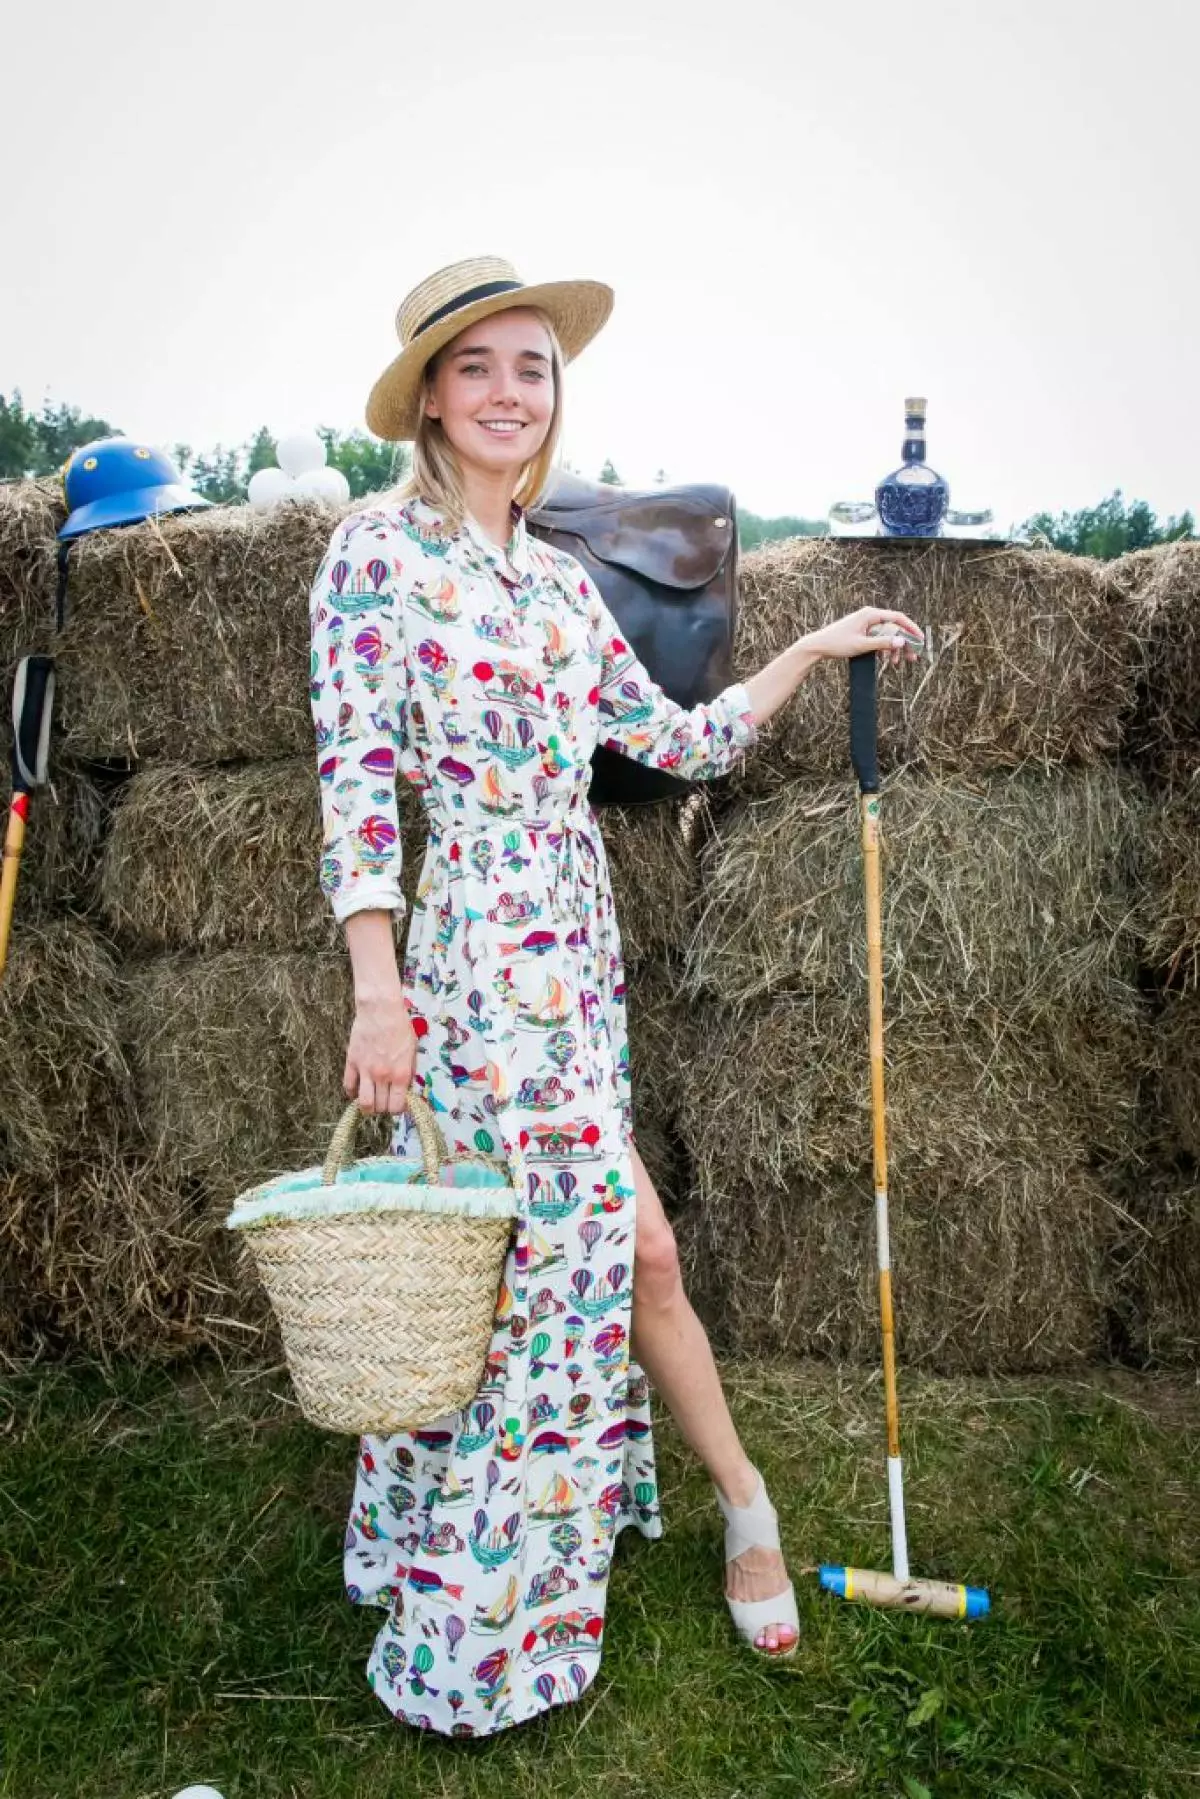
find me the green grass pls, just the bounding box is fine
[1,1356,1197,1799]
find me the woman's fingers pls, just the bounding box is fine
[386,1080,410,1115]
[356,1072,376,1112]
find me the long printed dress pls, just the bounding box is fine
[308,491,758,1736]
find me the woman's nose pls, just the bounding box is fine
[488,370,523,405]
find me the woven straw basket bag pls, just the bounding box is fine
[226,1092,518,1435]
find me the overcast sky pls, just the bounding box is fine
[3,0,1196,530]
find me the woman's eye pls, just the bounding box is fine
[521,369,547,380]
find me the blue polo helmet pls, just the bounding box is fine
[59,436,213,540]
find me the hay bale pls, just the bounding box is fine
[685,767,1148,1010]
[121,949,360,1200]
[0,1153,278,1364]
[1,759,117,919]
[99,759,428,952]
[98,759,699,959]
[0,478,64,664]
[1105,540,1200,776]
[624,955,697,1212]
[6,497,346,763]
[1156,992,1200,1162]
[598,796,702,963]
[0,921,131,1176]
[1113,1169,1200,1369]
[675,1160,1123,1373]
[732,537,1129,780]
[669,990,1146,1371]
[1144,760,1200,991]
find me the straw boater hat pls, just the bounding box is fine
[365,255,614,442]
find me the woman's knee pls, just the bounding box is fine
[631,1144,683,1311]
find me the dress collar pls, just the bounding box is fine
[461,499,532,581]
[402,491,533,584]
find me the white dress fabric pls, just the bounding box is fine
[308,491,757,1735]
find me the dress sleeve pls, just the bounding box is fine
[309,512,409,924]
[583,565,758,781]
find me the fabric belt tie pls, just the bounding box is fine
[427,806,597,930]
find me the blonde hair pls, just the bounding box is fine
[395,306,565,529]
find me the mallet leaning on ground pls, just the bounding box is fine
[817,620,991,1622]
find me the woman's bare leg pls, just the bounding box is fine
[627,1137,798,1654]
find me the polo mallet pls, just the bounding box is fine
[1,654,56,982]
[817,625,990,1622]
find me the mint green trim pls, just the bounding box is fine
[226,1155,518,1232]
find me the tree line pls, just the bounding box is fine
[1,392,1193,559]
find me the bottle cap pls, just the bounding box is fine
[904,397,927,417]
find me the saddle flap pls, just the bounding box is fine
[529,476,736,590]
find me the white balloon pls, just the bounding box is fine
[247,467,296,511]
[275,427,327,478]
[170,1787,225,1799]
[292,465,351,505]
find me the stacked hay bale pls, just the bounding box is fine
[0,482,706,1362]
[668,537,1156,1372]
[1105,545,1200,1365]
[1,475,1195,1371]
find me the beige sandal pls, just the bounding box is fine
[716,1469,800,1658]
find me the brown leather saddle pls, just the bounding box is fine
[527,470,741,805]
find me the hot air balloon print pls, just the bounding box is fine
[366,557,390,592]
[445,1613,466,1661]
[534,1671,557,1707]
[549,1521,583,1560]
[472,1647,509,1698]
[329,558,350,595]
[359,745,394,777]
[593,1322,626,1361]
[579,1218,602,1261]
[458,1400,496,1455]
[357,813,397,853]
[408,1641,437,1697]
[353,623,385,667]
[529,1330,555,1376]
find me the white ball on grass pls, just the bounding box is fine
[170,1787,226,1799]
[275,427,327,477]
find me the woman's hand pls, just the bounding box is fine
[803,607,925,668]
[344,989,418,1115]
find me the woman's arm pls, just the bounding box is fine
[309,512,417,1114]
[583,559,923,772]
[342,910,416,1115]
[742,606,923,732]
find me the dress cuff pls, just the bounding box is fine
[720,681,759,752]
[330,883,407,925]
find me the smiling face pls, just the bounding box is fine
[422,307,556,477]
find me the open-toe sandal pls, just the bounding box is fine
[715,1469,800,1659]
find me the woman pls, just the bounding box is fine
[309,256,921,1737]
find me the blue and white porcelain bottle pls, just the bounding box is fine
[875,398,949,538]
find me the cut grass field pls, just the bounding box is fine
[1,1357,1196,1799]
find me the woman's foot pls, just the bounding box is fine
[715,1465,800,1657]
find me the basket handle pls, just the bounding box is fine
[321,1090,512,1188]
[323,1090,448,1187]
